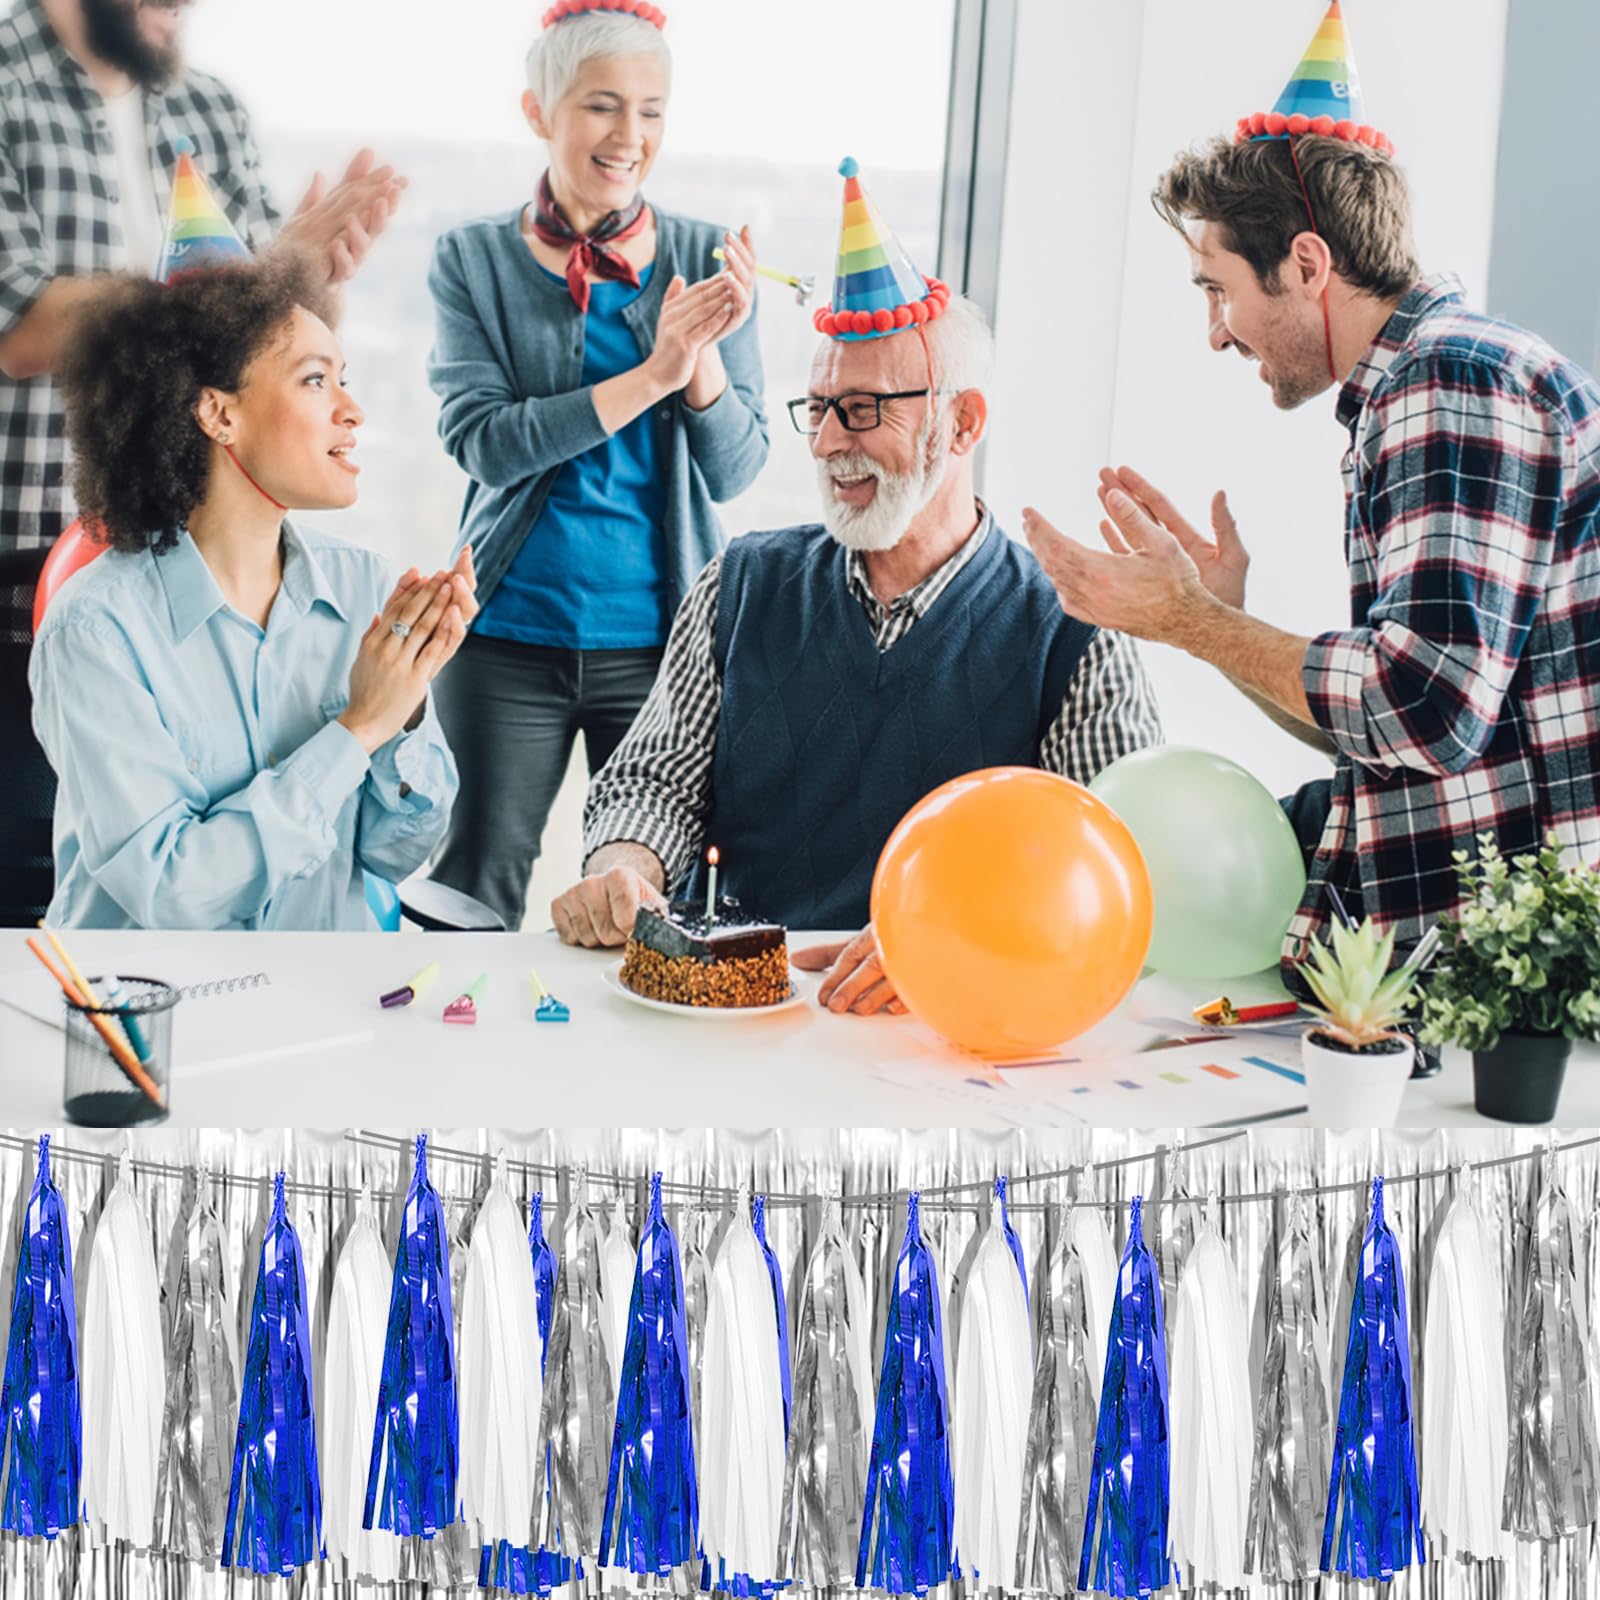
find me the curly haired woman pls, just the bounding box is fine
[31,249,464,928]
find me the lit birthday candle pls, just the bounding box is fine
[704,846,719,932]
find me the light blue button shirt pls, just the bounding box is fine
[29,521,458,930]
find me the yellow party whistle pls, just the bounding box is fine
[712,247,815,306]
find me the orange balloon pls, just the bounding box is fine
[872,767,1153,1059]
[32,519,107,635]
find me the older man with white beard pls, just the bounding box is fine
[551,294,1162,1014]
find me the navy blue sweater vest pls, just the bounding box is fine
[695,522,1096,929]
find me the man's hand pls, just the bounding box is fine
[551,844,668,947]
[279,148,406,285]
[1097,466,1250,610]
[1021,487,1218,646]
[792,926,906,1016]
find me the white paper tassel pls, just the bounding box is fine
[459,1160,543,1547]
[1421,1167,1510,1561]
[81,1155,163,1547]
[599,1195,635,1393]
[1167,1222,1252,1587]
[699,1192,787,1589]
[952,1193,1032,1590]
[1069,1199,1119,1404]
[323,1186,399,1581]
[778,1198,874,1587]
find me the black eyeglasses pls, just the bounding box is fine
[786,389,932,435]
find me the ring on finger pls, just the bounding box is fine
[390,621,412,639]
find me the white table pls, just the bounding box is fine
[1,930,1592,1128]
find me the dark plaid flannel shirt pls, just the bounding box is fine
[0,0,277,627]
[1287,273,1600,963]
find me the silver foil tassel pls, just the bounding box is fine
[1245,1191,1332,1582]
[777,1198,872,1588]
[152,1165,238,1563]
[682,1204,713,1452]
[1014,1197,1100,1593]
[532,1183,616,1568]
[1504,1153,1600,1540]
[1150,1144,1202,1342]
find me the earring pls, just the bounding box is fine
[216,432,231,445]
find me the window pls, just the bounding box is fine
[184,0,958,912]
[187,0,957,572]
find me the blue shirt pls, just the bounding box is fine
[476,264,669,648]
[29,522,458,930]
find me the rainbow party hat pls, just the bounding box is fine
[814,157,948,341]
[156,136,250,282]
[1235,1,1392,155]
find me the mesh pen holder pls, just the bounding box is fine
[62,974,177,1126]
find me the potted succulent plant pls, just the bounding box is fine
[1417,835,1600,1123]
[1299,918,1422,1126]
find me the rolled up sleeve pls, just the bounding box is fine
[1304,364,1562,776]
[0,141,53,334]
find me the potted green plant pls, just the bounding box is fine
[1299,918,1422,1126]
[1417,834,1600,1123]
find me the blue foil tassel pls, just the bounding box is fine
[1079,1196,1174,1599]
[754,1195,794,1433]
[1321,1176,1424,1581]
[364,1134,460,1539]
[0,1136,81,1540]
[480,1191,573,1596]
[600,1172,699,1576]
[996,1177,1028,1303]
[222,1172,322,1574]
[530,1193,557,1358]
[856,1192,954,1597]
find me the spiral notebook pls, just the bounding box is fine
[0,953,373,1072]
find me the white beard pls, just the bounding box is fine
[817,409,949,552]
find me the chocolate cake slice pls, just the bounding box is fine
[621,897,790,1008]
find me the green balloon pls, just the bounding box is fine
[1089,745,1307,980]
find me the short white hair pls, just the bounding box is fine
[923,293,994,396]
[525,12,673,110]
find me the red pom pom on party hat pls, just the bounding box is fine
[542,0,666,28]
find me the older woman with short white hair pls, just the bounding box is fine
[426,0,768,930]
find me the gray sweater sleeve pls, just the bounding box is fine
[426,229,611,490]
[679,290,769,504]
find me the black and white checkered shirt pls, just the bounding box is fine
[583,509,1165,884]
[0,0,277,587]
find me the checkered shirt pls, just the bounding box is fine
[583,508,1164,887]
[0,0,277,629]
[1290,273,1600,961]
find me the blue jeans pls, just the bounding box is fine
[430,634,663,931]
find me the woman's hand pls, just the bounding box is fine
[705,227,756,346]
[644,272,736,394]
[340,573,468,753]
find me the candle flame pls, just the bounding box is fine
[707,846,720,866]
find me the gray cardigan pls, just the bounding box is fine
[426,205,769,617]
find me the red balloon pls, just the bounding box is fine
[32,519,107,635]
[872,767,1153,1059]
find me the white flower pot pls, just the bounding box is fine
[1301,1029,1413,1127]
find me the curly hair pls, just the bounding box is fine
[59,248,337,553]
[1152,135,1417,300]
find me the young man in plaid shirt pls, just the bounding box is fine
[1022,127,1600,970]
[0,0,403,628]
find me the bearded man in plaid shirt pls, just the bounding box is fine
[1022,126,1600,973]
[0,0,404,631]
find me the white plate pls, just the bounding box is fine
[603,962,809,1020]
